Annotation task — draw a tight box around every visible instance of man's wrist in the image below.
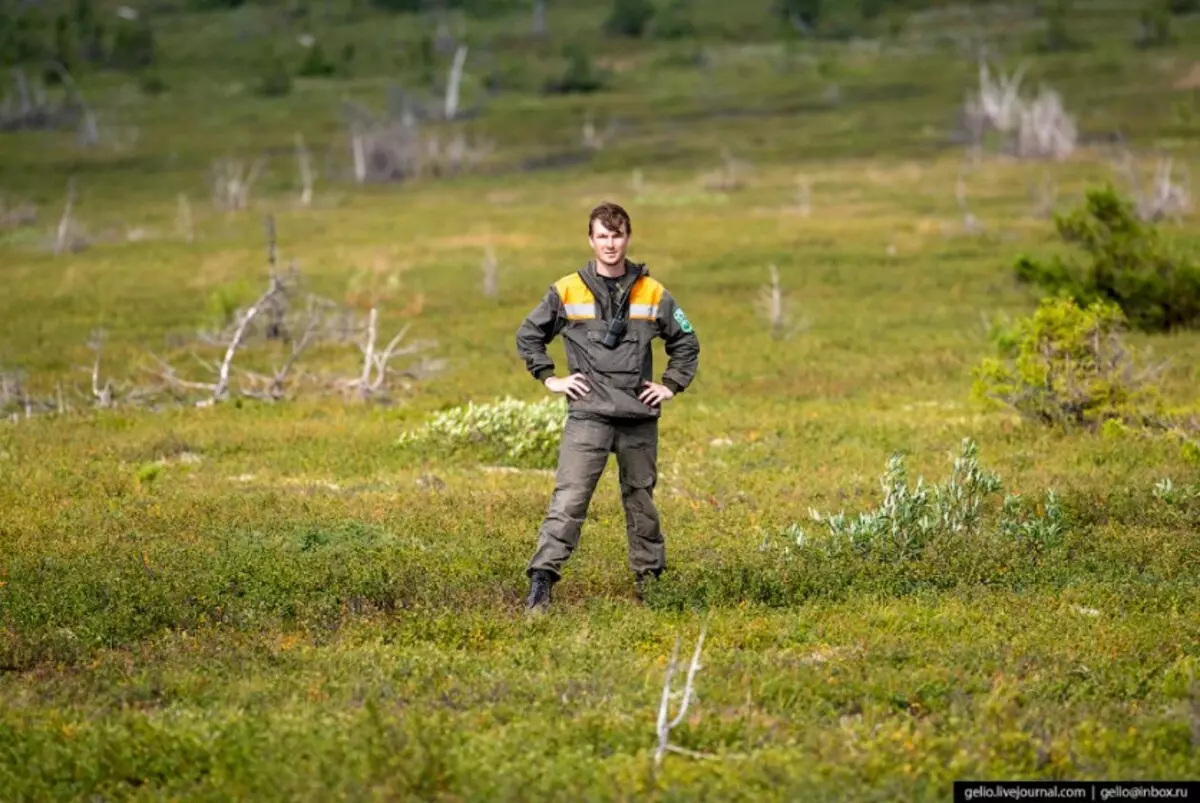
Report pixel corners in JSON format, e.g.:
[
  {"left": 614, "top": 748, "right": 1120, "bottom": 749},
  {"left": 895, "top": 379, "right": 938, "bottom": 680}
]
[
  {"left": 662, "top": 378, "right": 682, "bottom": 394},
  {"left": 534, "top": 367, "right": 555, "bottom": 383}
]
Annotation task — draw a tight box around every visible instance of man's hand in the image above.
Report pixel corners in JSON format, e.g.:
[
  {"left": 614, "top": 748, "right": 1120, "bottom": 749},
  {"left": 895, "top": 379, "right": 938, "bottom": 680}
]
[
  {"left": 545, "top": 373, "right": 591, "bottom": 400},
  {"left": 638, "top": 381, "right": 674, "bottom": 407}
]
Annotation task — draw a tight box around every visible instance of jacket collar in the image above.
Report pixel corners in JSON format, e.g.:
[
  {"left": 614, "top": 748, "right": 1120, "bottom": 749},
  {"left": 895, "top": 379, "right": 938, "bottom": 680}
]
[{"left": 580, "top": 258, "right": 645, "bottom": 293}]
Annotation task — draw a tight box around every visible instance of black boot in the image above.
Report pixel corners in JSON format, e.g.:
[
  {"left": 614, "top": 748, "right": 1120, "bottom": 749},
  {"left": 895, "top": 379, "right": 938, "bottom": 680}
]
[
  {"left": 634, "top": 568, "right": 663, "bottom": 602},
  {"left": 525, "top": 569, "right": 556, "bottom": 613}
]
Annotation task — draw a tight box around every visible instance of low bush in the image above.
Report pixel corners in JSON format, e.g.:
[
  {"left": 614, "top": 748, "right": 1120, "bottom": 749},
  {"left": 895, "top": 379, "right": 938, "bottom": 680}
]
[
  {"left": 1014, "top": 185, "right": 1200, "bottom": 333},
  {"left": 604, "top": 0, "right": 655, "bottom": 38},
  {"left": 544, "top": 43, "right": 607, "bottom": 94},
  {"left": 396, "top": 396, "right": 566, "bottom": 468},
  {"left": 109, "top": 18, "right": 156, "bottom": 71},
  {"left": 973, "top": 297, "right": 1165, "bottom": 430},
  {"left": 647, "top": 439, "right": 1085, "bottom": 611}
]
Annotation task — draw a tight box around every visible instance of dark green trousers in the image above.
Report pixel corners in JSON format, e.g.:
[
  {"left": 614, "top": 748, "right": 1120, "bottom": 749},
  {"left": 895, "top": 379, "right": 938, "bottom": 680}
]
[{"left": 527, "top": 414, "right": 665, "bottom": 579}]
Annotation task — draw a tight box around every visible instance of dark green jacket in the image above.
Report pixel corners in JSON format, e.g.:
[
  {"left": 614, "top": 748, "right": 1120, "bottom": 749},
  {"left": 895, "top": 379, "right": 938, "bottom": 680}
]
[{"left": 515, "top": 260, "right": 700, "bottom": 419}]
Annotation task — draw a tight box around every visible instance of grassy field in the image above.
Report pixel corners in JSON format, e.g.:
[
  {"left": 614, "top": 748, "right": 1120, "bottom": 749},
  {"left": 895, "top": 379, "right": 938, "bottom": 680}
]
[{"left": 2, "top": 0, "right": 1200, "bottom": 799}]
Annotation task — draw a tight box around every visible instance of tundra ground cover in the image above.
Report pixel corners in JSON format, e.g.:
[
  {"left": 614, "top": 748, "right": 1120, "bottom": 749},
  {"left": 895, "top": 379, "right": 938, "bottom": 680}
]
[{"left": 2, "top": 0, "right": 1200, "bottom": 799}]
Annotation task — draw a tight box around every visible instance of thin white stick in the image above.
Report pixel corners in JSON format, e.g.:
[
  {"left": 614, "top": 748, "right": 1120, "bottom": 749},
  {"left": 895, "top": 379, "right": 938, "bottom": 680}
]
[
  {"left": 54, "top": 178, "right": 76, "bottom": 255},
  {"left": 445, "top": 44, "right": 468, "bottom": 121},
  {"left": 359, "top": 307, "right": 378, "bottom": 398},
  {"left": 295, "top": 133, "right": 314, "bottom": 207}
]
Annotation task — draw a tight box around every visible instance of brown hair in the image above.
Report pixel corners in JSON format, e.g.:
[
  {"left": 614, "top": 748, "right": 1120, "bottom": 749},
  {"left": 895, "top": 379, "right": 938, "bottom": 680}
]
[{"left": 588, "top": 202, "right": 631, "bottom": 237}]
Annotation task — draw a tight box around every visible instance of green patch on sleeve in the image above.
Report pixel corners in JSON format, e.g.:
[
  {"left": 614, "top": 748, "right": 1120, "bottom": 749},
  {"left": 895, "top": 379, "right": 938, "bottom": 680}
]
[{"left": 673, "top": 307, "right": 694, "bottom": 334}]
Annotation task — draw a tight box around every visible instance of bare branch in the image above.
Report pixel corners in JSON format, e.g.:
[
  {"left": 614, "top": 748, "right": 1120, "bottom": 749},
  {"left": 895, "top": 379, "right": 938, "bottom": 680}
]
[
  {"left": 54, "top": 177, "right": 76, "bottom": 256},
  {"left": 295, "top": 132, "right": 314, "bottom": 207},
  {"left": 482, "top": 244, "right": 499, "bottom": 299},
  {"left": 654, "top": 619, "right": 710, "bottom": 773}
]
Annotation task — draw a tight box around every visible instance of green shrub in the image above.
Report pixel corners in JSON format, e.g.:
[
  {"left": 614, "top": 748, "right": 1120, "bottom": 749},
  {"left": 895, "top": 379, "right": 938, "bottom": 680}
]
[
  {"left": 109, "top": 19, "right": 156, "bottom": 70},
  {"left": 256, "top": 57, "right": 294, "bottom": 97},
  {"left": 604, "top": 0, "right": 655, "bottom": 38},
  {"left": 786, "top": 438, "right": 1064, "bottom": 563},
  {"left": 1136, "top": 2, "right": 1174, "bottom": 47},
  {"left": 297, "top": 41, "right": 337, "bottom": 77},
  {"left": 973, "top": 297, "right": 1164, "bottom": 430},
  {"left": 1014, "top": 185, "right": 1200, "bottom": 333},
  {"left": 396, "top": 396, "right": 566, "bottom": 468},
  {"left": 651, "top": 0, "right": 698, "bottom": 38},
  {"left": 544, "top": 43, "right": 606, "bottom": 95},
  {"left": 648, "top": 439, "right": 1076, "bottom": 611},
  {"left": 1037, "top": 0, "right": 1087, "bottom": 52},
  {"left": 1168, "top": 0, "right": 1198, "bottom": 12}
]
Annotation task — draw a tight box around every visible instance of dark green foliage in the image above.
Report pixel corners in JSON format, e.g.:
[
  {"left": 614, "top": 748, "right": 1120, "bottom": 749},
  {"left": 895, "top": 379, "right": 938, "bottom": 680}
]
[
  {"left": 186, "top": 0, "right": 248, "bottom": 8},
  {"left": 109, "top": 19, "right": 156, "bottom": 71},
  {"left": 139, "top": 72, "right": 169, "bottom": 95},
  {"left": 776, "top": 0, "right": 821, "bottom": 31},
  {"left": 544, "top": 43, "right": 606, "bottom": 94},
  {"left": 1037, "top": 0, "right": 1088, "bottom": 52},
  {"left": 44, "top": 15, "right": 78, "bottom": 84},
  {"left": 973, "top": 298, "right": 1164, "bottom": 430},
  {"left": 651, "top": 0, "right": 698, "bottom": 38},
  {"left": 1136, "top": 2, "right": 1174, "bottom": 48},
  {"left": 256, "top": 57, "right": 294, "bottom": 96},
  {"left": 368, "top": 0, "right": 424, "bottom": 11},
  {"left": 1013, "top": 185, "right": 1200, "bottom": 333},
  {"left": 604, "top": 0, "right": 656, "bottom": 38},
  {"left": 0, "top": 8, "right": 50, "bottom": 65},
  {"left": 1168, "top": 0, "right": 1198, "bottom": 12},
  {"left": 297, "top": 42, "right": 337, "bottom": 77},
  {"left": 367, "top": 0, "right": 522, "bottom": 13}
]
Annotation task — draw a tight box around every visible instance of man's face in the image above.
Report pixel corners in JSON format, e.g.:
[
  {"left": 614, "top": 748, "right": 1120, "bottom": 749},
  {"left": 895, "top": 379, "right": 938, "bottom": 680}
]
[{"left": 588, "top": 219, "right": 629, "bottom": 269}]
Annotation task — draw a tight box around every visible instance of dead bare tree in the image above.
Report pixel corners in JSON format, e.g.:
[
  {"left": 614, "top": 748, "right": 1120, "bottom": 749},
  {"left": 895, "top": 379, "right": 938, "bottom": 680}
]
[
  {"left": 955, "top": 160, "right": 983, "bottom": 233},
  {"left": 176, "top": 193, "right": 194, "bottom": 242},
  {"left": 582, "top": 111, "right": 617, "bottom": 151},
  {"left": 702, "top": 147, "right": 749, "bottom": 192},
  {"left": 295, "top": 133, "right": 314, "bottom": 207},
  {"left": 760, "top": 264, "right": 786, "bottom": 340},
  {"left": 1112, "top": 143, "right": 1192, "bottom": 222},
  {"left": 1029, "top": 171, "right": 1058, "bottom": 219},
  {"left": 53, "top": 177, "right": 88, "bottom": 254},
  {"left": 532, "top": 0, "right": 547, "bottom": 36},
  {"left": 86, "top": 329, "right": 115, "bottom": 408},
  {"left": 211, "top": 156, "right": 265, "bottom": 211},
  {"left": 0, "top": 67, "right": 83, "bottom": 132},
  {"left": 653, "top": 620, "right": 713, "bottom": 774},
  {"left": 962, "top": 58, "right": 1076, "bottom": 161},
  {"left": 794, "top": 175, "right": 812, "bottom": 217},
  {"left": 239, "top": 300, "right": 323, "bottom": 401},
  {"left": 482, "top": 244, "right": 499, "bottom": 299},
  {"left": 333, "top": 307, "right": 443, "bottom": 402},
  {"left": 444, "top": 44, "right": 469, "bottom": 122},
  {"left": 0, "top": 194, "right": 37, "bottom": 229}
]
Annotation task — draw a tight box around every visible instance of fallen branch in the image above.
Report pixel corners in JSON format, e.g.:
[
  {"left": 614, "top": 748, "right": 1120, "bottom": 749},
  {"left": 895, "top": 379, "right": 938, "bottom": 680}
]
[{"left": 654, "top": 618, "right": 709, "bottom": 773}]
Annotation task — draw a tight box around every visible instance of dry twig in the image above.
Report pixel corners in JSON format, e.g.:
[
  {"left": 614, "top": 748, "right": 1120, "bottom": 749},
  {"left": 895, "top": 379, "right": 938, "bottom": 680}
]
[{"left": 654, "top": 619, "right": 712, "bottom": 773}]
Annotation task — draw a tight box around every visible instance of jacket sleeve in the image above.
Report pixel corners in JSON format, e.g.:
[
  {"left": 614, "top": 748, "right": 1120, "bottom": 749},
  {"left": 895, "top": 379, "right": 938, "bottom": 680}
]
[
  {"left": 656, "top": 288, "right": 699, "bottom": 394},
  {"left": 515, "top": 285, "right": 566, "bottom": 383}
]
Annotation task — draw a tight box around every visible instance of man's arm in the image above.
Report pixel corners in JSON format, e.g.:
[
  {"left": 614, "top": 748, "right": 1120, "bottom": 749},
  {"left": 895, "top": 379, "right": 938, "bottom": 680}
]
[
  {"left": 515, "top": 286, "right": 566, "bottom": 383},
  {"left": 656, "top": 288, "right": 699, "bottom": 394}
]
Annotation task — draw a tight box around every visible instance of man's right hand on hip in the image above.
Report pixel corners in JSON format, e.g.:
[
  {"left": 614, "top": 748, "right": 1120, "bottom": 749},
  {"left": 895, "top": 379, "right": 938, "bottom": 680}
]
[{"left": 545, "top": 373, "right": 591, "bottom": 400}]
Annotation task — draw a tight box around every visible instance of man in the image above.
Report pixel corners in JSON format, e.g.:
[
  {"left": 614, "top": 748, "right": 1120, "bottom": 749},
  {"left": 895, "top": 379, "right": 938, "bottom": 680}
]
[{"left": 514, "top": 202, "right": 700, "bottom": 613}]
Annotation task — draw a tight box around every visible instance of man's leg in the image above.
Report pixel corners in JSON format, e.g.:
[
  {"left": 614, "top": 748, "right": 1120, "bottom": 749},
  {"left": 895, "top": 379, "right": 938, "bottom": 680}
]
[
  {"left": 527, "top": 415, "right": 614, "bottom": 580},
  {"left": 614, "top": 418, "right": 666, "bottom": 582}
]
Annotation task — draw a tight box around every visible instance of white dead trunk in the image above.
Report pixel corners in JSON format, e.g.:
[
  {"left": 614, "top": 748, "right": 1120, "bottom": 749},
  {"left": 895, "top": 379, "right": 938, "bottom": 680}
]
[
  {"left": 445, "top": 44, "right": 468, "bottom": 121},
  {"left": 295, "top": 132, "right": 314, "bottom": 206},
  {"left": 532, "top": 0, "right": 546, "bottom": 36},
  {"left": 54, "top": 178, "right": 76, "bottom": 255}
]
